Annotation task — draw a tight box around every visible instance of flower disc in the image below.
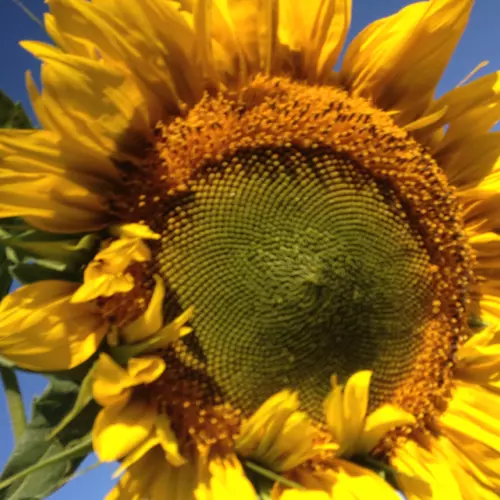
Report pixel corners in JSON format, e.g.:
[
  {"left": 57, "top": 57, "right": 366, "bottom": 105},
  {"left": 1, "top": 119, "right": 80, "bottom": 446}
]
[
  {"left": 120, "top": 77, "right": 472, "bottom": 429},
  {"left": 158, "top": 146, "right": 435, "bottom": 417}
]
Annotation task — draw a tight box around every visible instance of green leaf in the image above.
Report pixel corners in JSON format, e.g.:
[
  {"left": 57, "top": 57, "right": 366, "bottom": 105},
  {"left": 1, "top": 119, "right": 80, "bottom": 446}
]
[
  {"left": 0, "top": 437, "right": 93, "bottom": 492},
  {"left": 0, "top": 91, "right": 32, "bottom": 129},
  {"left": 0, "top": 378, "right": 98, "bottom": 500}
]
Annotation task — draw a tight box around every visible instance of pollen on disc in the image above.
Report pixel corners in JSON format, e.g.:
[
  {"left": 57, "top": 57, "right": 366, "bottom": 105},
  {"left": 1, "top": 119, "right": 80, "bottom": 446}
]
[{"left": 157, "top": 146, "right": 434, "bottom": 418}]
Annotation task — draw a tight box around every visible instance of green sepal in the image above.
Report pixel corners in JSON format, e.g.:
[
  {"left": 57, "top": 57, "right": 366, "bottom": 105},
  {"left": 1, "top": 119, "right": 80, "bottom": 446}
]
[
  {"left": 469, "top": 314, "right": 487, "bottom": 330},
  {"left": 109, "top": 332, "right": 168, "bottom": 365},
  {"left": 0, "top": 231, "right": 98, "bottom": 266},
  {"left": 0, "top": 377, "right": 97, "bottom": 500},
  {"left": 0, "top": 227, "right": 100, "bottom": 285},
  {"left": 7, "top": 258, "right": 82, "bottom": 285},
  {"left": 0, "top": 91, "right": 33, "bottom": 129},
  {"left": 49, "top": 364, "right": 97, "bottom": 439}
]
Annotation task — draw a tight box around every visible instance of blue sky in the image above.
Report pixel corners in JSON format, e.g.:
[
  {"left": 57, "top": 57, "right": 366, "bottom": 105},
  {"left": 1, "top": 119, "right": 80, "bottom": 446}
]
[{"left": 0, "top": 1, "right": 499, "bottom": 499}]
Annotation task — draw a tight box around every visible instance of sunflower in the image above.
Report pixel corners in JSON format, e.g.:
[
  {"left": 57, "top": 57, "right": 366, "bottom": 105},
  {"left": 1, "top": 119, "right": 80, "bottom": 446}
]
[{"left": 1, "top": 0, "right": 500, "bottom": 498}]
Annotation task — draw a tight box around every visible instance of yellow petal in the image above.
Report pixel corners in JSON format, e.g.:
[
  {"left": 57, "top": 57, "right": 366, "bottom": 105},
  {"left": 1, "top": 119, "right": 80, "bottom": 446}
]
[
  {"left": 0, "top": 281, "right": 108, "bottom": 371},
  {"left": 120, "top": 275, "right": 165, "bottom": 344},
  {"left": 71, "top": 236, "right": 153, "bottom": 303},
  {"left": 71, "top": 273, "right": 135, "bottom": 303},
  {"left": 332, "top": 460, "right": 402, "bottom": 499},
  {"left": 212, "top": 0, "right": 277, "bottom": 79},
  {"left": 47, "top": 0, "right": 200, "bottom": 110},
  {"left": 440, "top": 382, "right": 500, "bottom": 457},
  {"left": 21, "top": 40, "right": 151, "bottom": 158},
  {"left": 435, "top": 436, "right": 500, "bottom": 496},
  {"left": 44, "top": 11, "right": 96, "bottom": 58},
  {"left": 237, "top": 389, "right": 319, "bottom": 471},
  {"left": 127, "top": 356, "right": 166, "bottom": 383},
  {"left": 435, "top": 133, "right": 500, "bottom": 189},
  {"left": 356, "top": 404, "right": 415, "bottom": 455},
  {"left": 148, "top": 306, "right": 195, "bottom": 349},
  {"left": 237, "top": 390, "right": 296, "bottom": 453},
  {"left": 193, "top": 0, "right": 220, "bottom": 84},
  {"left": 455, "top": 325, "right": 500, "bottom": 384},
  {"left": 273, "top": 411, "right": 323, "bottom": 471},
  {"left": 92, "top": 353, "right": 135, "bottom": 407},
  {"left": 479, "top": 293, "right": 500, "bottom": 325},
  {"left": 391, "top": 440, "right": 462, "bottom": 500},
  {"left": 149, "top": 459, "right": 197, "bottom": 500},
  {"left": 155, "top": 413, "right": 186, "bottom": 467},
  {"left": 111, "top": 223, "right": 161, "bottom": 240},
  {"left": 89, "top": 237, "right": 152, "bottom": 275},
  {"left": 0, "top": 171, "right": 107, "bottom": 233},
  {"left": 113, "top": 434, "right": 161, "bottom": 477},
  {"left": 424, "top": 70, "right": 500, "bottom": 151},
  {"left": 323, "top": 374, "right": 344, "bottom": 444},
  {"left": 324, "top": 371, "right": 372, "bottom": 457},
  {"left": 342, "top": 370, "right": 371, "bottom": 449},
  {"left": 0, "top": 128, "right": 117, "bottom": 183},
  {"left": 93, "top": 354, "right": 165, "bottom": 407},
  {"left": 280, "top": 491, "right": 330, "bottom": 500},
  {"left": 341, "top": 0, "right": 473, "bottom": 124},
  {"left": 195, "top": 456, "right": 256, "bottom": 500},
  {"left": 278, "top": 0, "right": 351, "bottom": 82},
  {"left": 106, "top": 445, "right": 161, "bottom": 500},
  {"left": 93, "top": 399, "right": 156, "bottom": 462},
  {"left": 293, "top": 459, "right": 401, "bottom": 499},
  {"left": 461, "top": 190, "right": 500, "bottom": 236}
]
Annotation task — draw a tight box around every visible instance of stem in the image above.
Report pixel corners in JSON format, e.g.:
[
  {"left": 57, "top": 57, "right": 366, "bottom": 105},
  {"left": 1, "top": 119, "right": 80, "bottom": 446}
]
[
  {"left": 244, "top": 460, "right": 304, "bottom": 490},
  {"left": 56, "top": 460, "right": 102, "bottom": 488},
  {"left": 0, "top": 367, "right": 27, "bottom": 444},
  {"left": 359, "top": 455, "right": 397, "bottom": 477},
  {"left": 0, "top": 435, "right": 93, "bottom": 490},
  {"left": 10, "top": 0, "right": 45, "bottom": 29}
]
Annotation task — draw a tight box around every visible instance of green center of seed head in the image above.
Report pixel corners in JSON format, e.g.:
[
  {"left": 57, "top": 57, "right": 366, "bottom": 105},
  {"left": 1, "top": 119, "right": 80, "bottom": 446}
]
[{"left": 158, "top": 146, "right": 433, "bottom": 417}]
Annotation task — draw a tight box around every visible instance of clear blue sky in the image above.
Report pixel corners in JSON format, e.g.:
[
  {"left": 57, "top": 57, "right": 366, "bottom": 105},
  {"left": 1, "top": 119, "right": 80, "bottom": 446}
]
[{"left": 0, "top": 1, "right": 499, "bottom": 499}]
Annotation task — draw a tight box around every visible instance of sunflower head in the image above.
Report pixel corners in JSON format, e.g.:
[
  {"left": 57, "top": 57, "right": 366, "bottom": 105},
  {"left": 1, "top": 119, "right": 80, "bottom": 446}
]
[
  {"left": 1, "top": 0, "right": 500, "bottom": 499},
  {"left": 102, "top": 75, "right": 474, "bottom": 448}
]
